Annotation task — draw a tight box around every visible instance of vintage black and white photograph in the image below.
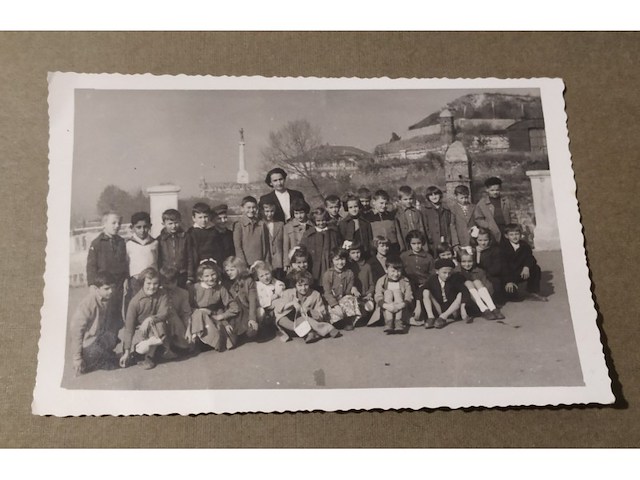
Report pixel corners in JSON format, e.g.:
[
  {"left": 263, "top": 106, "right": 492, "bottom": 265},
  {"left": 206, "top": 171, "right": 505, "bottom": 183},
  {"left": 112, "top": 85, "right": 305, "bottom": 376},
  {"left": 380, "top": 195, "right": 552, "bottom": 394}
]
[{"left": 34, "top": 74, "right": 612, "bottom": 415}]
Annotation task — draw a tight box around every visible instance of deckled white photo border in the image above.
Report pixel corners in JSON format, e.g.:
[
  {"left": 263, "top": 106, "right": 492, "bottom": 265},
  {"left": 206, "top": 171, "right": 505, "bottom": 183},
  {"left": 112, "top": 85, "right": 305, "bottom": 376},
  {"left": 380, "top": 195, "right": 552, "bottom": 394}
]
[{"left": 33, "top": 74, "right": 613, "bottom": 416}]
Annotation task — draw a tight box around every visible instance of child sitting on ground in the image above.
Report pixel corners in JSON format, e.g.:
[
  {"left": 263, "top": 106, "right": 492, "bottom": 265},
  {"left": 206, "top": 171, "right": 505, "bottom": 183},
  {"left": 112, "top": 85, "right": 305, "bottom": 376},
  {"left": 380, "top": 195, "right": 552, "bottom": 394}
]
[
  {"left": 475, "top": 227, "right": 508, "bottom": 306},
  {"left": 300, "top": 206, "right": 342, "bottom": 285},
  {"left": 188, "top": 261, "right": 240, "bottom": 352},
  {"left": 373, "top": 257, "right": 414, "bottom": 334},
  {"left": 70, "top": 272, "right": 119, "bottom": 375},
  {"left": 501, "top": 223, "right": 548, "bottom": 302},
  {"left": 223, "top": 256, "right": 260, "bottom": 346},
  {"left": 251, "top": 260, "right": 285, "bottom": 333},
  {"left": 422, "top": 259, "right": 466, "bottom": 329},
  {"left": 346, "top": 240, "right": 375, "bottom": 320},
  {"left": 322, "top": 247, "right": 361, "bottom": 331},
  {"left": 457, "top": 248, "right": 505, "bottom": 322},
  {"left": 284, "top": 246, "right": 312, "bottom": 289},
  {"left": 435, "top": 242, "right": 458, "bottom": 266},
  {"left": 400, "top": 230, "right": 435, "bottom": 326},
  {"left": 120, "top": 268, "right": 173, "bottom": 370},
  {"left": 273, "top": 270, "right": 341, "bottom": 343},
  {"left": 160, "top": 266, "right": 193, "bottom": 353}
]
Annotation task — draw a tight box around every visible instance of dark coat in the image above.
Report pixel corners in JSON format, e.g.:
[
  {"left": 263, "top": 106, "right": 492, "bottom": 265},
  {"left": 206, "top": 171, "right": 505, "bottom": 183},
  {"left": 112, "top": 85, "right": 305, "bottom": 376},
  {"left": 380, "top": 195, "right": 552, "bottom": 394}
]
[
  {"left": 86, "top": 232, "right": 128, "bottom": 286},
  {"left": 395, "top": 205, "right": 429, "bottom": 251},
  {"left": 366, "top": 255, "right": 387, "bottom": 286},
  {"left": 187, "top": 226, "right": 222, "bottom": 269},
  {"left": 158, "top": 228, "right": 195, "bottom": 281},
  {"left": 338, "top": 215, "right": 373, "bottom": 257},
  {"left": 259, "top": 189, "right": 306, "bottom": 223},
  {"left": 501, "top": 240, "right": 539, "bottom": 284},
  {"left": 300, "top": 225, "right": 342, "bottom": 282},
  {"left": 478, "top": 245, "right": 508, "bottom": 282},
  {"left": 422, "top": 202, "right": 452, "bottom": 252},
  {"left": 425, "top": 273, "right": 465, "bottom": 309}
]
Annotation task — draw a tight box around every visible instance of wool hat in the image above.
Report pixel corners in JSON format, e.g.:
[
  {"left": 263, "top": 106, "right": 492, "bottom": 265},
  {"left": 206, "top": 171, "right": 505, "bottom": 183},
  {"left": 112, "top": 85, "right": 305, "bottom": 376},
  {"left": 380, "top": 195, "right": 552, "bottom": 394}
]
[
  {"left": 265, "top": 167, "right": 288, "bottom": 187},
  {"left": 434, "top": 258, "right": 455, "bottom": 270},
  {"left": 211, "top": 204, "right": 228, "bottom": 216},
  {"left": 484, "top": 176, "right": 502, "bottom": 187}
]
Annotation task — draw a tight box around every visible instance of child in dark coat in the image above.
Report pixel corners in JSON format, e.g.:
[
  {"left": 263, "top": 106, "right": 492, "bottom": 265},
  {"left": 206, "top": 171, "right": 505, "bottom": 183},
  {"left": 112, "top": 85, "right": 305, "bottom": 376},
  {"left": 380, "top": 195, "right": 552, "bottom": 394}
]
[
  {"left": 400, "top": 230, "right": 435, "bottom": 326},
  {"left": 158, "top": 209, "right": 194, "bottom": 288},
  {"left": 187, "top": 202, "right": 223, "bottom": 268},
  {"left": 395, "top": 185, "right": 429, "bottom": 252},
  {"left": 86, "top": 211, "right": 128, "bottom": 334},
  {"left": 422, "top": 185, "right": 452, "bottom": 255},
  {"left": 501, "top": 223, "right": 548, "bottom": 302},
  {"left": 475, "top": 227, "right": 508, "bottom": 305},
  {"left": 300, "top": 206, "right": 342, "bottom": 285},
  {"left": 338, "top": 194, "right": 373, "bottom": 259},
  {"left": 363, "top": 189, "right": 400, "bottom": 255},
  {"left": 423, "top": 259, "right": 466, "bottom": 329}
]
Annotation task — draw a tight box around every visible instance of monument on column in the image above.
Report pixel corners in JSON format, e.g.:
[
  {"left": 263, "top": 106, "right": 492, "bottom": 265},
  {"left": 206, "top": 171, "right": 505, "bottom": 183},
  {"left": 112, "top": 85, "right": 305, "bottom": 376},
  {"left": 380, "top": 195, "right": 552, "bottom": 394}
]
[
  {"left": 526, "top": 170, "right": 560, "bottom": 250},
  {"left": 147, "top": 184, "right": 181, "bottom": 238},
  {"left": 237, "top": 127, "right": 249, "bottom": 184}
]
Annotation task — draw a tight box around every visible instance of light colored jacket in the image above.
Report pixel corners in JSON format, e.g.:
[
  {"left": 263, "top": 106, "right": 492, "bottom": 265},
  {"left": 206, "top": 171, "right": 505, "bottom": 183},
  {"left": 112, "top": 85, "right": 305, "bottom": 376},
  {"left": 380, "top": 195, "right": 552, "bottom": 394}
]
[{"left": 474, "top": 194, "right": 516, "bottom": 242}]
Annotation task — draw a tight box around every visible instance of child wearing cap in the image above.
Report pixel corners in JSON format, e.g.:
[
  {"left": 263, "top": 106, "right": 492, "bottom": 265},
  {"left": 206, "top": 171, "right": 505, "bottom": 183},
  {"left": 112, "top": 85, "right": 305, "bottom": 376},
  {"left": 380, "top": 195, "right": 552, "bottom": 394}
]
[
  {"left": 422, "top": 258, "right": 466, "bottom": 329},
  {"left": 474, "top": 177, "right": 517, "bottom": 242},
  {"left": 211, "top": 204, "right": 236, "bottom": 262}
]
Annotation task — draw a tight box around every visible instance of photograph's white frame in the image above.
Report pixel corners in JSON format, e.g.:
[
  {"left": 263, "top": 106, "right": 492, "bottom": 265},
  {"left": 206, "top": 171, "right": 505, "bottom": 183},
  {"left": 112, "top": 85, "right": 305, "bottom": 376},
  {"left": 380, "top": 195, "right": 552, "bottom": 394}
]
[{"left": 33, "top": 73, "right": 614, "bottom": 416}]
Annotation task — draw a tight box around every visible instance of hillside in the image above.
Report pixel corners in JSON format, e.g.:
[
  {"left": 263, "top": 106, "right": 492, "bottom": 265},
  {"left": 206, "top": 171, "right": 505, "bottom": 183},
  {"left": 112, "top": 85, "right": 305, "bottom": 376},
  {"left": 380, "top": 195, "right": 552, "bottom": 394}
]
[{"left": 408, "top": 93, "right": 543, "bottom": 131}]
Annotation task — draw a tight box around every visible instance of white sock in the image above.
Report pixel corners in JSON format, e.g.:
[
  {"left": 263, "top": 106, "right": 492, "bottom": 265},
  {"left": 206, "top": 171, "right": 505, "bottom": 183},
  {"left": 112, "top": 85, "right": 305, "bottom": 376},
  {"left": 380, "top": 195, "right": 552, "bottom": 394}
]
[
  {"left": 478, "top": 287, "right": 497, "bottom": 311},
  {"left": 468, "top": 288, "right": 488, "bottom": 312}
]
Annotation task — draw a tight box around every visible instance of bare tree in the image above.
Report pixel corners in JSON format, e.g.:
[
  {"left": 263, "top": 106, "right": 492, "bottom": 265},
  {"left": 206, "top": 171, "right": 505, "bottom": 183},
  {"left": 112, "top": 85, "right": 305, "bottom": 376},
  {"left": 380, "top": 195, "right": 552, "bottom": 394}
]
[{"left": 262, "top": 119, "right": 326, "bottom": 200}]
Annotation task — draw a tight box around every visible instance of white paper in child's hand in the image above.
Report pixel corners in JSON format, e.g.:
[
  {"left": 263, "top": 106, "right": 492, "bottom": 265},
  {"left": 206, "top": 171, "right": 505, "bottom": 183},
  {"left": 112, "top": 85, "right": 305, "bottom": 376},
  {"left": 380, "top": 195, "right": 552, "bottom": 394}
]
[{"left": 34, "top": 73, "right": 613, "bottom": 416}]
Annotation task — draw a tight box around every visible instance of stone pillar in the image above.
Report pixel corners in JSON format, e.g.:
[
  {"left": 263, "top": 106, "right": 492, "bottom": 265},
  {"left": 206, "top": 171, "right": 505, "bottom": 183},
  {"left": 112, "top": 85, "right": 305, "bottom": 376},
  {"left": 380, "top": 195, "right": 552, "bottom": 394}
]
[
  {"left": 526, "top": 170, "right": 560, "bottom": 250},
  {"left": 237, "top": 141, "right": 249, "bottom": 184},
  {"left": 147, "top": 185, "right": 181, "bottom": 238},
  {"left": 444, "top": 141, "right": 471, "bottom": 199}
]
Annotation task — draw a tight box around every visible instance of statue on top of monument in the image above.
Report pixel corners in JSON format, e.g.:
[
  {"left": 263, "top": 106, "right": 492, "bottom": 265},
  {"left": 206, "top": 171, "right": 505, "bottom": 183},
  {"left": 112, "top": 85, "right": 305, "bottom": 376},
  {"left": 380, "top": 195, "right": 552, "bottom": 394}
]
[{"left": 239, "top": 127, "right": 244, "bottom": 142}]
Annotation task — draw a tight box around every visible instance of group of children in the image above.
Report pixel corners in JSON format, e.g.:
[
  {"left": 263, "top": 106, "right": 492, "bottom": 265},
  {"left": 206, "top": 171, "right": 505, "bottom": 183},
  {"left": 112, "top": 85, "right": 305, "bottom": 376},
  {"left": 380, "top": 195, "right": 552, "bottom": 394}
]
[{"left": 71, "top": 176, "right": 547, "bottom": 375}]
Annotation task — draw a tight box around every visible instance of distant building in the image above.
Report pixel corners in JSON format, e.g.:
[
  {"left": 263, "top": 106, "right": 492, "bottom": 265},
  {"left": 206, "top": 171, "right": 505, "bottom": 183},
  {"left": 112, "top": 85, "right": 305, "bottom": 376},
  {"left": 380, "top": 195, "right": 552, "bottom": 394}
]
[
  {"left": 288, "top": 144, "right": 374, "bottom": 180},
  {"left": 374, "top": 93, "right": 547, "bottom": 162}
]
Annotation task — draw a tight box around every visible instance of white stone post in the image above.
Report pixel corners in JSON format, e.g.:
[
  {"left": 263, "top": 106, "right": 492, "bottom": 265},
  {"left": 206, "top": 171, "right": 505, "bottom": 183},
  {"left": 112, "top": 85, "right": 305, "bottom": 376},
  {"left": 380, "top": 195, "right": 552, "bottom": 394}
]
[
  {"left": 237, "top": 140, "right": 249, "bottom": 184},
  {"left": 526, "top": 170, "right": 560, "bottom": 250},
  {"left": 147, "top": 185, "right": 181, "bottom": 238}
]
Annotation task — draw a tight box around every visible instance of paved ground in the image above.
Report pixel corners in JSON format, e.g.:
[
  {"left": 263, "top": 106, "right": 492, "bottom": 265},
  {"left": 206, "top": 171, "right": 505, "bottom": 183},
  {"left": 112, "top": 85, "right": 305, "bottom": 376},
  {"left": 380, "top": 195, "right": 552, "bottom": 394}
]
[{"left": 60, "top": 251, "right": 584, "bottom": 390}]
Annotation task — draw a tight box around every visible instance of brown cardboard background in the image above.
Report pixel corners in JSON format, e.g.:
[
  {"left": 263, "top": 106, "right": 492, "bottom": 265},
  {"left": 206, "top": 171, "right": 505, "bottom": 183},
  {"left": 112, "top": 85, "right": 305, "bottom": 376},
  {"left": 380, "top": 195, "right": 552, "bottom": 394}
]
[{"left": 0, "top": 32, "right": 638, "bottom": 447}]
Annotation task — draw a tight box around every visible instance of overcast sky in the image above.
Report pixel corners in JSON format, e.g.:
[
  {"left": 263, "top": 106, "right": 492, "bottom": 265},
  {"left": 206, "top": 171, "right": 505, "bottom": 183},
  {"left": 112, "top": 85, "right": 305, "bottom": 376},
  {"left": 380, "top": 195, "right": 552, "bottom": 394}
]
[{"left": 72, "top": 87, "right": 539, "bottom": 218}]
